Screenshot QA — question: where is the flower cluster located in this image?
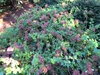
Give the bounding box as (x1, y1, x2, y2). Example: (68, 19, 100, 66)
(86, 62, 93, 74)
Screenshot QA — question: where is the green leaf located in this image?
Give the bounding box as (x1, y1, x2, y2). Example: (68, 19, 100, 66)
(93, 48, 100, 56)
(51, 57, 57, 64)
(95, 24, 100, 29)
(88, 39, 98, 48)
(31, 54, 38, 66)
(81, 35, 89, 40)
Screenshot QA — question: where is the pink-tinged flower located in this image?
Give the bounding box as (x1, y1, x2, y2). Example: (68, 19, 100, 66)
(61, 3, 65, 8)
(86, 62, 93, 74)
(70, 37, 76, 42)
(70, 34, 80, 42)
(89, 10, 94, 14)
(45, 16, 49, 20)
(59, 12, 64, 15)
(29, 14, 32, 18)
(2, 52, 8, 57)
(91, 28, 95, 32)
(87, 68, 93, 74)
(67, 26, 71, 30)
(75, 34, 79, 38)
(6, 46, 14, 55)
(56, 34, 63, 40)
(25, 31, 28, 34)
(92, 55, 98, 61)
(30, 29, 34, 33)
(74, 19, 79, 24)
(50, 31, 56, 36)
(38, 55, 44, 64)
(84, 21, 88, 24)
(14, 43, 23, 50)
(76, 37, 80, 42)
(46, 12, 50, 16)
(19, 20, 23, 24)
(45, 4, 48, 8)
(61, 46, 66, 51)
(66, 11, 68, 14)
(64, 12, 68, 17)
(72, 70, 80, 75)
(69, 14, 73, 17)
(40, 65, 48, 74)
(75, 34, 80, 42)
(26, 19, 31, 24)
(66, 30, 72, 35)
(60, 20, 66, 24)
(43, 22, 48, 26)
(59, 27, 66, 30)
(86, 62, 92, 69)
(41, 24, 45, 29)
(84, 10, 88, 13)
(40, 15, 48, 21)
(54, 13, 59, 18)
(82, 72, 87, 75)
(28, 26, 31, 31)
(43, 29, 47, 32)
(39, 7, 43, 10)
(46, 64, 52, 70)
(52, 17, 56, 22)
(24, 35, 28, 41)
(53, 10, 56, 14)
(18, 32, 22, 37)
(36, 42, 40, 49)
(41, 30, 46, 34)
(36, 69, 41, 75)
(18, 24, 24, 30)
(59, 14, 63, 18)
(64, 11, 68, 16)
(55, 50, 62, 57)
(24, 32, 29, 41)
(40, 15, 46, 20)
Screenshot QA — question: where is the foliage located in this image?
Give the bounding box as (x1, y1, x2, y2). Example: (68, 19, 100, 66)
(0, 1, 100, 75)
(0, 0, 11, 6)
(0, 0, 20, 14)
(65, 0, 100, 26)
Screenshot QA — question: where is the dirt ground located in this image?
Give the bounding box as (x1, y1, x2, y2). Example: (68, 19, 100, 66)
(0, 2, 34, 32)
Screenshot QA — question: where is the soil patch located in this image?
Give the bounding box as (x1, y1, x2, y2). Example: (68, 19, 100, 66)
(0, 2, 34, 32)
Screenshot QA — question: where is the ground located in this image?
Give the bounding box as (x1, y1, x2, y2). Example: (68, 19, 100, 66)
(0, 1, 33, 32)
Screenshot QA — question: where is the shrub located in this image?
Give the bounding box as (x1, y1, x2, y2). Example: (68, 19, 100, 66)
(0, 3, 100, 75)
(65, 0, 100, 26)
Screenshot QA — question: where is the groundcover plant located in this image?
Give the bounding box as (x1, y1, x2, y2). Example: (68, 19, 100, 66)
(0, 2, 100, 75)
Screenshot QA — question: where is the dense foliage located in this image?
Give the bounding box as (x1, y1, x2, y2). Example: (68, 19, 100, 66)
(0, 0, 19, 13)
(66, 0, 100, 26)
(0, 0, 100, 75)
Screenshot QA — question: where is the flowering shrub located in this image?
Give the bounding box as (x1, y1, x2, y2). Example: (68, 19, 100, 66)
(0, 3, 100, 75)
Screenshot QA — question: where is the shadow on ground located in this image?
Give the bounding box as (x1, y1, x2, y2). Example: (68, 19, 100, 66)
(0, 2, 33, 32)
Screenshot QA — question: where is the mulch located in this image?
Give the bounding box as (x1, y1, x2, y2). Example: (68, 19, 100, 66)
(0, 2, 34, 32)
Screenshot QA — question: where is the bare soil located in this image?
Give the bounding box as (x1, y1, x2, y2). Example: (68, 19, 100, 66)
(0, 2, 34, 32)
